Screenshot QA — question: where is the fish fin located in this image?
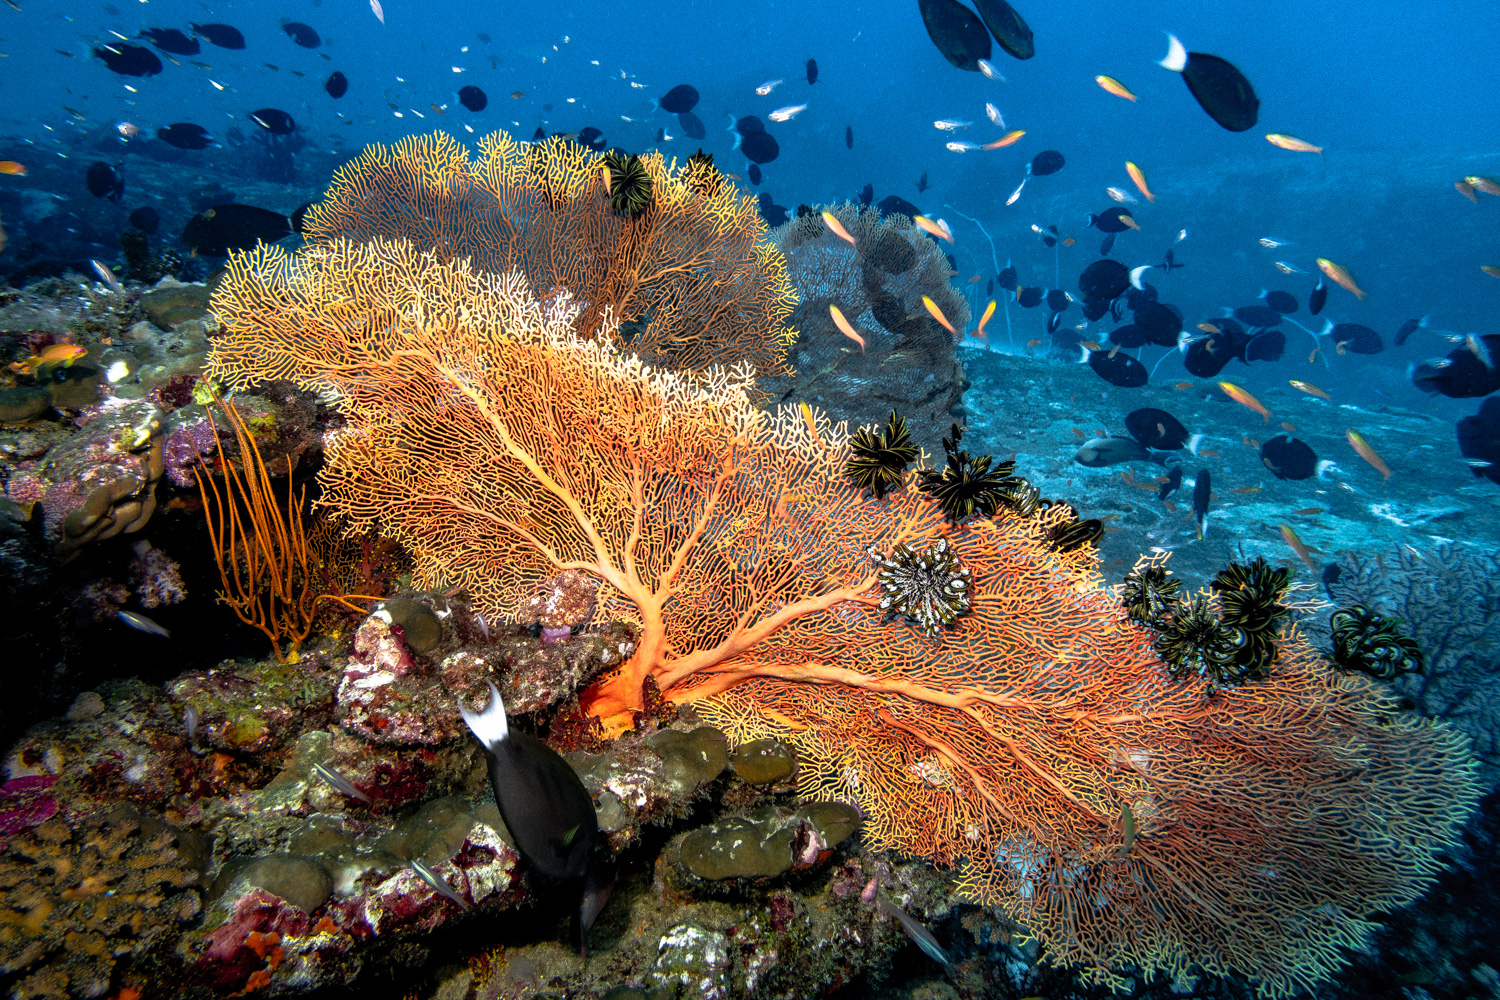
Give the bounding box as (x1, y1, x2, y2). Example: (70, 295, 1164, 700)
(1158, 33, 1187, 72)
(1319, 318, 1333, 337)
(459, 680, 509, 749)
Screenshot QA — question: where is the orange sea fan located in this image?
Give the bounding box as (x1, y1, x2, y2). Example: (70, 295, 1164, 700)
(299, 130, 797, 379)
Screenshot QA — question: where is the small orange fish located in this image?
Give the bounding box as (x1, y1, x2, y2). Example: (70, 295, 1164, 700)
(1119, 215, 1141, 231)
(429, 104, 447, 115)
(1026, 338, 1041, 348)
(1095, 75, 1137, 101)
(1456, 181, 1479, 203)
(1242, 435, 1259, 448)
(1308, 347, 1322, 364)
(1231, 486, 1261, 494)
(1163, 499, 1177, 512)
(1288, 379, 1329, 400)
(828, 304, 866, 353)
(1081, 340, 1102, 352)
(510, 91, 525, 99)
(7, 343, 86, 375)
(1345, 428, 1391, 479)
(1218, 381, 1270, 423)
(1465, 175, 1500, 197)
(1265, 133, 1322, 154)
(1316, 258, 1366, 300)
(0, 160, 26, 176)
(1107, 344, 1121, 359)
(975, 299, 996, 340)
(1125, 161, 1155, 202)
(922, 295, 956, 335)
(1335, 340, 1349, 356)
(1062, 237, 1075, 246)
(1197, 322, 1220, 333)
(1482, 265, 1500, 279)
(1072, 427, 1086, 439)
(968, 274, 981, 283)
(822, 210, 857, 246)
(1279, 523, 1317, 571)
(981, 130, 1025, 150)
(1280, 421, 1296, 432)
(1291, 507, 1324, 516)
(913, 215, 954, 243)
(1174, 381, 1193, 391)
(1199, 448, 1220, 457)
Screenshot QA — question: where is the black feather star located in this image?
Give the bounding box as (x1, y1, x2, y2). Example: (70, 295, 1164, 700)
(1211, 557, 1293, 672)
(603, 151, 653, 218)
(917, 424, 1023, 523)
(1329, 604, 1424, 680)
(845, 410, 920, 499)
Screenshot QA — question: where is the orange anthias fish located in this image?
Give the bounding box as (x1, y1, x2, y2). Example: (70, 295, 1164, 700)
(975, 299, 996, 340)
(922, 295, 957, 335)
(822, 210, 857, 247)
(1197, 322, 1220, 334)
(9, 343, 86, 374)
(1218, 381, 1270, 423)
(1345, 428, 1392, 479)
(1288, 379, 1331, 400)
(1455, 181, 1479, 203)
(828, 304, 866, 353)
(0, 161, 27, 176)
(981, 130, 1025, 150)
(1316, 258, 1366, 300)
(1095, 75, 1137, 101)
(1173, 381, 1193, 390)
(913, 215, 954, 244)
(1465, 175, 1500, 197)
(1125, 161, 1155, 202)
(1265, 133, 1322, 154)
(1278, 523, 1317, 571)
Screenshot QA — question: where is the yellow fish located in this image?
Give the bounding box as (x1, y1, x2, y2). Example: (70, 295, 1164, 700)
(975, 299, 996, 340)
(1288, 379, 1330, 400)
(1125, 161, 1155, 202)
(1345, 428, 1391, 479)
(828, 304, 866, 353)
(1316, 258, 1366, 300)
(922, 296, 957, 335)
(1279, 523, 1317, 571)
(1095, 75, 1137, 101)
(1218, 381, 1270, 423)
(821, 210, 857, 247)
(1197, 322, 1220, 333)
(981, 129, 1026, 150)
(1265, 133, 1322, 154)
(8, 343, 86, 375)
(0, 160, 27, 176)
(913, 215, 954, 244)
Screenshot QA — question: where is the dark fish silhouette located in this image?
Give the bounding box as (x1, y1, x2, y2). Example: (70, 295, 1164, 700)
(997, 263, 1017, 290)
(973, 0, 1034, 59)
(1133, 300, 1181, 346)
(1030, 149, 1064, 175)
(1324, 321, 1382, 355)
(182, 203, 291, 256)
(918, 0, 992, 71)
(1109, 324, 1147, 349)
(677, 111, 705, 139)
(139, 27, 199, 55)
(758, 191, 789, 227)
(1410, 335, 1500, 398)
(1261, 289, 1297, 313)
(730, 114, 766, 138)
(1126, 407, 1189, 450)
(845, 124, 853, 149)
(290, 202, 314, 234)
(1233, 304, 1281, 328)
(1158, 465, 1183, 500)
(128, 206, 159, 234)
(250, 108, 296, 135)
(95, 43, 162, 76)
(282, 21, 321, 48)
(1045, 288, 1069, 313)
(1245, 329, 1286, 362)
(457, 85, 487, 112)
(85, 161, 124, 202)
(1088, 206, 1134, 233)
(656, 84, 699, 114)
(1456, 397, 1500, 485)
(877, 194, 922, 218)
(156, 123, 212, 150)
(916, 170, 929, 192)
(1183, 332, 1232, 377)
(324, 70, 348, 98)
(1308, 277, 1328, 315)
(1192, 468, 1211, 537)
(748, 163, 762, 185)
(1159, 34, 1258, 131)
(1017, 286, 1043, 308)
(857, 182, 873, 206)
(1079, 258, 1128, 301)
(1159, 247, 1182, 271)
(739, 131, 779, 165)
(1393, 316, 1428, 346)
(806, 58, 819, 84)
(575, 126, 606, 152)
(192, 23, 245, 49)
(1260, 435, 1316, 480)
(1100, 232, 1117, 256)
(1089, 349, 1148, 388)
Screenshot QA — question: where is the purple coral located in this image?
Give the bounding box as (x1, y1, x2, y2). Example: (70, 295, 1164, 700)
(130, 541, 187, 608)
(0, 775, 59, 836)
(161, 407, 221, 488)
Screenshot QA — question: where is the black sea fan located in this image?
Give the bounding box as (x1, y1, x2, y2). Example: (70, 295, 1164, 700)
(846, 410, 920, 500)
(1155, 594, 1251, 689)
(1212, 556, 1292, 671)
(918, 424, 1022, 522)
(604, 152, 653, 219)
(1329, 604, 1424, 680)
(1122, 565, 1182, 628)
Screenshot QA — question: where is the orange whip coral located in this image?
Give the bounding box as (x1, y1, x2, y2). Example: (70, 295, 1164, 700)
(299, 130, 797, 380)
(207, 236, 1477, 996)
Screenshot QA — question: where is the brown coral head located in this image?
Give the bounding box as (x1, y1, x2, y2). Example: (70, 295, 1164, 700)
(520, 568, 599, 633)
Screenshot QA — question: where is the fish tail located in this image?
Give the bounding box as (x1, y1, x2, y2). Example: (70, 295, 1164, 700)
(459, 681, 510, 749)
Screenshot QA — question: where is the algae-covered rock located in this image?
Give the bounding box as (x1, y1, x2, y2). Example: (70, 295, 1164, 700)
(234, 853, 334, 913)
(0, 386, 51, 423)
(729, 737, 796, 785)
(377, 597, 443, 654)
(140, 278, 211, 329)
(377, 794, 512, 865)
(674, 800, 862, 886)
(647, 726, 729, 795)
(649, 923, 733, 1000)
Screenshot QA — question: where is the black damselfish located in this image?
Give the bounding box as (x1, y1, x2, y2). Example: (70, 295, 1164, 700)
(918, 0, 992, 72)
(139, 27, 199, 55)
(192, 23, 245, 49)
(85, 161, 124, 202)
(656, 84, 699, 114)
(973, 0, 1033, 59)
(282, 21, 321, 48)
(324, 70, 348, 98)
(157, 123, 212, 150)
(95, 43, 162, 77)
(457, 85, 487, 112)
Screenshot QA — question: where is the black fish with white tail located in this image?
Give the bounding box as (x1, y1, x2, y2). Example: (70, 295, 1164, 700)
(1192, 468, 1211, 538)
(1158, 34, 1258, 131)
(918, 0, 991, 71)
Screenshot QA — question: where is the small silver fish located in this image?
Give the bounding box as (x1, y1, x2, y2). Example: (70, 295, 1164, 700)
(91, 259, 123, 295)
(876, 896, 951, 968)
(945, 140, 979, 153)
(984, 102, 1004, 127)
(182, 705, 200, 742)
(755, 78, 783, 96)
(411, 859, 470, 909)
(1106, 186, 1137, 204)
(933, 118, 972, 131)
(1259, 237, 1294, 249)
(1465, 332, 1494, 369)
(768, 104, 806, 123)
(1174, 228, 1188, 243)
(976, 58, 1005, 81)
(311, 762, 374, 804)
(475, 611, 490, 640)
(1274, 260, 1305, 274)
(118, 610, 169, 638)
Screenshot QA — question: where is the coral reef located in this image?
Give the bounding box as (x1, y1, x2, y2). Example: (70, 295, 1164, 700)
(299, 130, 796, 378)
(761, 203, 969, 457)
